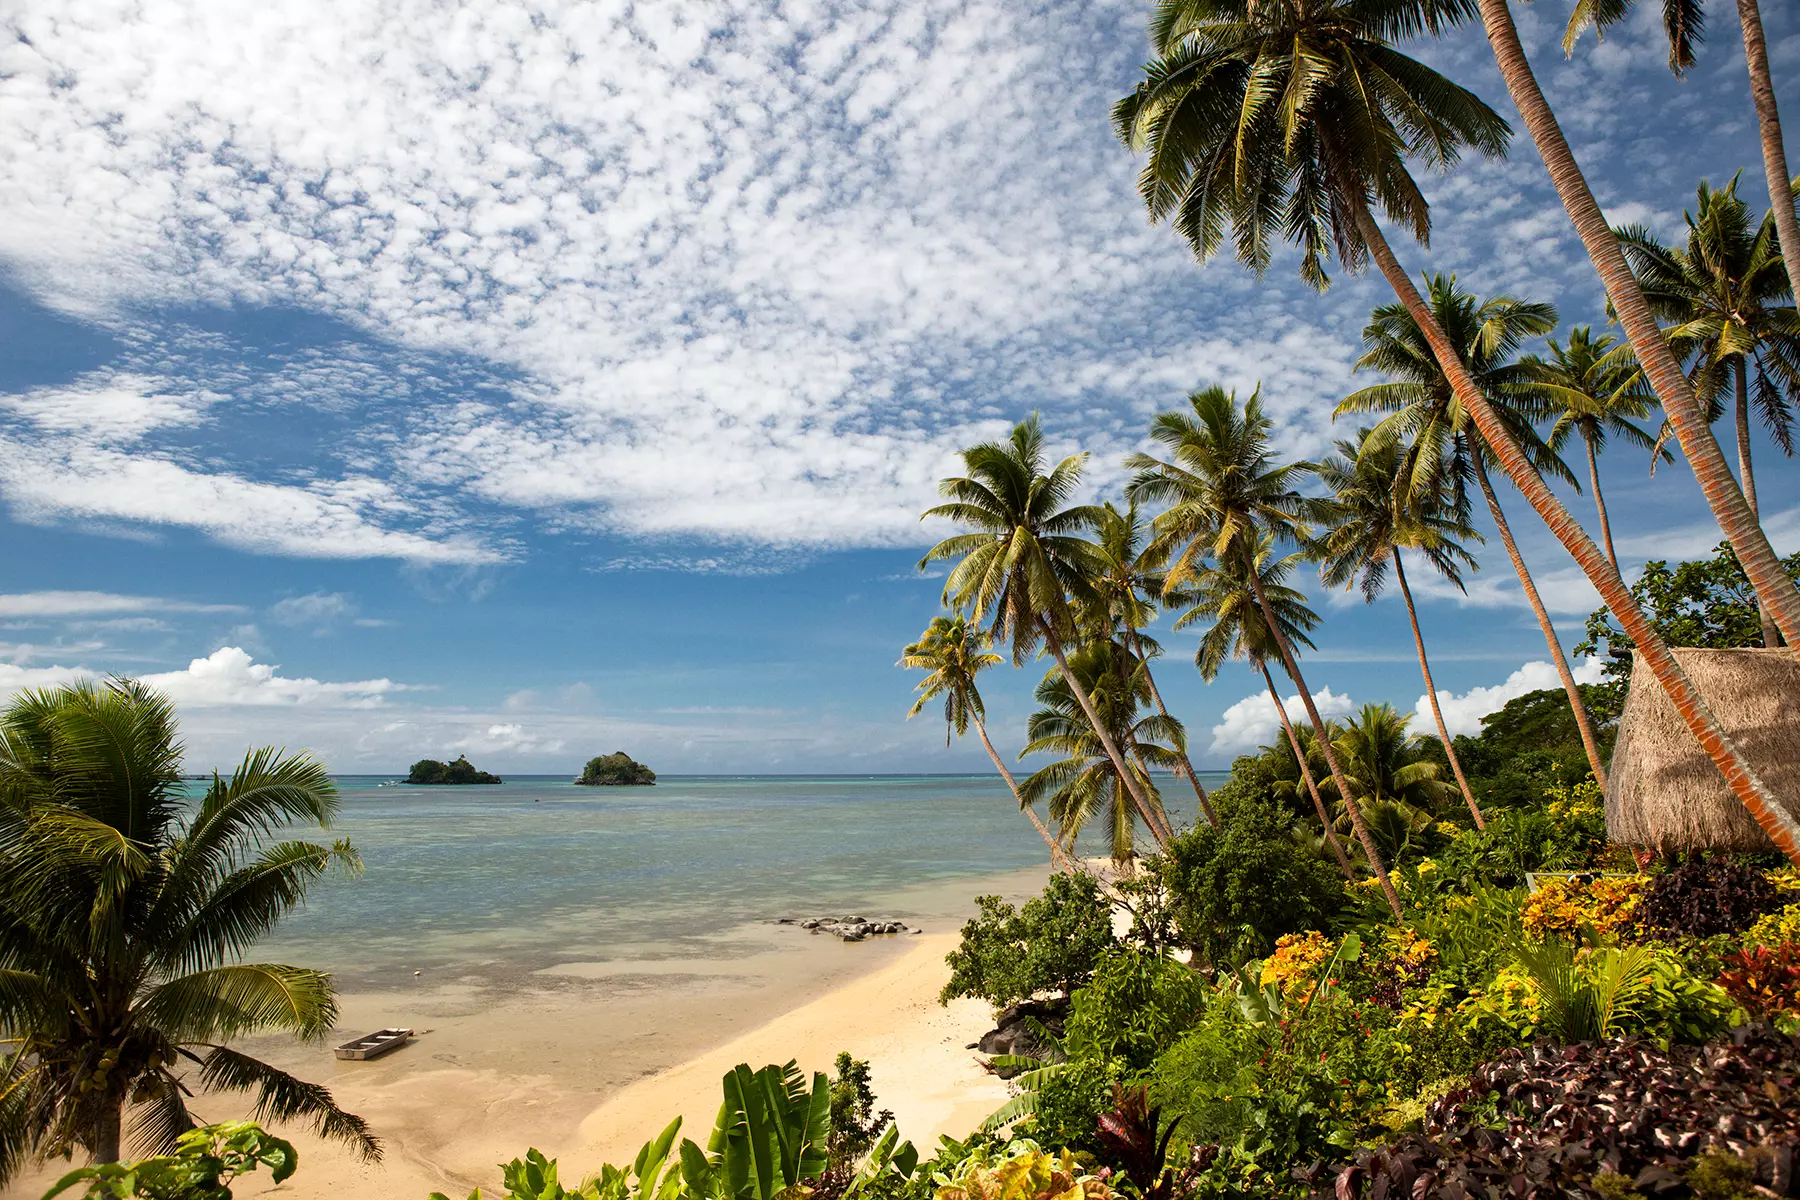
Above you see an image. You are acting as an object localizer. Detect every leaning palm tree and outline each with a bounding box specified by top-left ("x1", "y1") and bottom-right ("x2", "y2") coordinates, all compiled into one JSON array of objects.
[
  {"x1": 1315, "y1": 428, "x2": 1488, "y2": 828},
  {"x1": 1615, "y1": 178, "x2": 1799, "y2": 645},
  {"x1": 1471, "y1": 0, "x2": 1800, "y2": 654},
  {"x1": 0, "y1": 680, "x2": 378, "y2": 1181},
  {"x1": 1017, "y1": 642, "x2": 1180, "y2": 864},
  {"x1": 1081, "y1": 501, "x2": 1214, "y2": 827},
  {"x1": 901, "y1": 615, "x2": 1076, "y2": 872},
  {"x1": 1118, "y1": 0, "x2": 1800, "y2": 866},
  {"x1": 1561, "y1": 0, "x2": 1800, "y2": 324},
  {"x1": 1127, "y1": 386, "x2": 1401, "y2": 913},
  {"x1": 919, "y1": 417, "x2": 1169, "y2": 849},
  {"x1": 1174, "y1": 541, "x2": 1355, "y2": 878},
  {"x1": 1337, "y1": 275, "x2": 1611, "y2": 790},
  {"x1": 1529, "y1": 327, "x2": 1667, "y2": 574}
]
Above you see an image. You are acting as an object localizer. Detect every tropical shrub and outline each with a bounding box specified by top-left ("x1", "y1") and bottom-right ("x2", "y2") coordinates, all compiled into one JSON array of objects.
[
  {"x1": 1154, "y1": 795, "x2": 1346, "y2": 967},
  {"x1": 1465, "y1": 942, "x2": 1731, "y2": 1049},
  {"x1": 1063, "y1": 950, "x2": 1207, "y2": 1070},
  {"x1": 1519, "y1": 874, "x2": 1644, "y2": 940},
  {"x1": 1716, "y1": 943, "x2": 1800, "y2": 1022},
  {"x1": 931, "y1": 1141, "x2": 1111, "y2": 1200},
  {"x1": 1746, "y1": 903, "x2": 1800, "y2": 949},
  {"x1": 829, "y1": 1052, "x2": 894, "y2": 1173},
  {"x1": 1636, "y1": 857, "x2": 1781, "y2": 940},
  {"x1": 1093, "y1": 1086, "x2": 1184, "y2": 1200},
  {"x1": 1015, "y1": 1059, "x2": 1120, "y2": 1159},
  {"x1": 942, "y1": 874, "x2": 1118, "y2": 1009},
  {"x1": 1304, "y1": 1030, "x2": 1800, "y2": 1200},
  {"x1": 43, "y1": 1122, "x2": 296, "y2": 1200},
  {"x1": 1259, "y1": 932, "x2": 1332, "y2": 999}
]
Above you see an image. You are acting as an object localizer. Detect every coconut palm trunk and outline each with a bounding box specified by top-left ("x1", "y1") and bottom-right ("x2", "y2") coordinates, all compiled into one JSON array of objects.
[
  {"x1": 1040, "y1": 619, "x2": 1170, "y2": 851},
  {"x1": 1735, "y1": 361, "x2": 1780, "y2": 647},
  {"x1": 1345, "y1": 191, "x2": 1800, "y2": 869},
  {"x1": 1260, "y1": 660, "x2": 1355, "y2": 879},
  {"x1": 1476, "y1": 0, "x2": 1800, "y2": 657},
  {"x1": 972, "y1": 713, "x2": 1078, "y2": 874},
  {"x1": 1127, "y1": 626, "x2": 1216, "y2": 827},
  {"x1": 1108, "y1": 642, "x2": 1180, "y2": 842},
  {"x1": 93, "y1": 1098, "x2": 122, "y2": 1166},
  {"x1": 1392, "y1": 553, "x2": 1487, "y2": 829},
  {"x1": 1583, "y1": 434, "x2": 1619, "y2": 574},
  {"x1": 1735, "y1": 0, "x2": 1800, "y2": 311},
  {"x1": 1245, "y1": 567, "x2": 1403, "y2": 916},
  {"x1": 1466, "y1": 452, "x2": 1610, "y2": 787}
]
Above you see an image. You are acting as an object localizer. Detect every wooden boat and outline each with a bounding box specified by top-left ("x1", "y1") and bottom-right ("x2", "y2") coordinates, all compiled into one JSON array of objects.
[{"x1": 334, "y1": 1027, "x2": 414, "y2": 1061}]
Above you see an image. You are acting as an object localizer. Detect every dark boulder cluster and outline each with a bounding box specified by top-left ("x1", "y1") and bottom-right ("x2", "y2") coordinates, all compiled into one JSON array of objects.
[
  {"x1": 973, "y1": 996, "x2": 1068, "y2": 1067},
  {"x1": 772, "y1": 916, "x2": 917, "y2": 942}
]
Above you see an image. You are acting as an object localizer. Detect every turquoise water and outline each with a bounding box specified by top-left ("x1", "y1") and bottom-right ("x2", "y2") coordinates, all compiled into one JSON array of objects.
[{"x1": 255, "y1": 773, "x2": 1229, "y2": 986}]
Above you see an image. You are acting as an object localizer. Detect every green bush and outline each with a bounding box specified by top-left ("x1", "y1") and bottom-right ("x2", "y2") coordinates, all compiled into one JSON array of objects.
[
  {"x1": 44, "y1": 1122, "x2": 296, "y2": 1200},
  {"x1": 1016, "y1": 1057, "x2": 1121, "y2": 1158},
  {"x1": 941, "y1": 873, "x2": 1118, "y2": 1009},
  {"x1": 1153, "y1": 795, "x2": 1346, "y2": 967},
  {"x1": 1063, "y1": 949, "x2": 1208, "y2": 1070}
]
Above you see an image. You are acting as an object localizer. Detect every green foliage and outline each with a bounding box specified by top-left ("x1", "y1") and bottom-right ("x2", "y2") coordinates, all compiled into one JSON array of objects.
[
  {"x1": 43, "y1": 1123, "x2": 296, "y2": 1200},
  {"x1": 1013, "y1": 1059, "x2": 1120, "y2": 1159},
  {"x1": 828, "y1": 1053, "x2": 892, "y2": 1172},
  {"x1": 1154, "y1": 793, "x2": 1347, "y2": 967},
  {"x1": 931, "y1": 1140, "x2": 1111, "y2": 1200},
  {"x1": 682, "y1": 1062, "x2": 832, "y2": 1200},
  {"x1": 941, "y1": 874, "x2": 1118, "y2": 1009},
  {"x1": 0, "y1": 681, "x2": 374, "y2": 1183},
  {"x1": 1575, "y1": 541, "x2": 1800, "y2": 702},
  {"x1": 1063, "y1": 951, "x2": 1207, "y2": 1070},
  {"x1": 407, "y1": 755, "x2": 503, "y2": 784},
  {"x1": 578, "y1": 752, "x2": 657, "y2": 787}
]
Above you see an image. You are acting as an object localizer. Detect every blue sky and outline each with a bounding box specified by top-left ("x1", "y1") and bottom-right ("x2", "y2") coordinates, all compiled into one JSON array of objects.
[{"x1": 0, "y1": 0, "x2": 1794, "y2": 774}]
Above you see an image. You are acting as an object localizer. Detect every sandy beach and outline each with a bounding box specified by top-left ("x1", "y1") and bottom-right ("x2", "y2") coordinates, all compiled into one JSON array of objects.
[{"x1": 2, "y1": 866, "x2": 1044, "y2": 1200}]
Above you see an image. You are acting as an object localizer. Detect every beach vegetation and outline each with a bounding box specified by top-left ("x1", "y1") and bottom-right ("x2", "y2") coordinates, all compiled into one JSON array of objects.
[
  {"x1": 406, "y1": 756, "x2": 502, "y2": 785},
  {"x1": 42, "y1": 1121, "x2": 297, "y2": 1200},
  {"x1": 941, "y1": 873, "x2": 1118, "y2": 1010},
  {"x1": 577, "y1": 753, "x2": 656, "y2": 787},
  {"x1": 0, "y1": 680, "x2": 376, "y2": 1182}
]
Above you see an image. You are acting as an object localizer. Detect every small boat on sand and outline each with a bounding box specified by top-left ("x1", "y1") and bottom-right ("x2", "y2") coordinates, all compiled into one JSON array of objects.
[{"x1": 334, "y1": 1027, "x2": 414, "y2": 1060}]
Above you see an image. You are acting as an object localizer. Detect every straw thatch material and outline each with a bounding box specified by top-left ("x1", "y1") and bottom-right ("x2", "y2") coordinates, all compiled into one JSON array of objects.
[{"x1": 1605, "y1": 647, "x2": 1800, "y2": 852}]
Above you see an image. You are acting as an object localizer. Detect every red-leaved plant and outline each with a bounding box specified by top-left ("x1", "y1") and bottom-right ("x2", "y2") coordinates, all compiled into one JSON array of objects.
[{"x1": 1718, "y1": 943, "x2": 1800, "y2": 1020}]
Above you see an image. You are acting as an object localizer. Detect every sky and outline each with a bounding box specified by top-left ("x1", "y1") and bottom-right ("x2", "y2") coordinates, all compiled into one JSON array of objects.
[{"x1": 0, "y1": 0, "x2": 1795, "y2": 775}]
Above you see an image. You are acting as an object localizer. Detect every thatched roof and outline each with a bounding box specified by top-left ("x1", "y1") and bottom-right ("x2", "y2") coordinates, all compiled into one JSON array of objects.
[{"x1": 1605, "y1": 647, "x2": 1800, "y2": 852}]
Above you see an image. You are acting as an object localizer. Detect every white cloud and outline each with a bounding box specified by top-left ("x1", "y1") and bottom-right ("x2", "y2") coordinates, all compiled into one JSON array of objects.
[
  {"x1": 1415, "y1": 657, "x2": 1607, "y2": 738},
  {"x1": 1209, "y1": 686, "x2": 1355, "y2": 755},
  {"x1": 132, "y1": 647, "x2": 404, "y2": 709},
  {"x1": 270, "y1": 592, "x2": 356, "y2": 629},
  {"x1": 0, "y1": 590, "x2": 241, "y2": 618},
  {"x1": 1398, "y1": 551, "x2": 1604, "y2": 615}
]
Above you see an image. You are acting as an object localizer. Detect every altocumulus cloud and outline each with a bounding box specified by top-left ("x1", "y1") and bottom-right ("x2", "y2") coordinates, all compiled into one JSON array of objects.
[{"x1": 0, "y1": 0, "x2": 1371, "y2": 557}]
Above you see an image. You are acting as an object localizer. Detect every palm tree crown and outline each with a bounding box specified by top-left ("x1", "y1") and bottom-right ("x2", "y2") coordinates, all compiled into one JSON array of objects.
[
  {"x1": 919, "y1": 416, "x2": 1105, "y2": 664},
  {"x1": 1113, "y1": 0, "x2": 1509, "y2": 288},
  {"x1": 1017, "y1": 642, "x2": 1181, "y2": 864},
  {"x1": 1337, "y1": 272, "x2": 1570, "y2": 512},
  {"x1": 900, "y1": 616, "x2": 1003, "y2": 745},
  {"x1": 1315, "y1": 428, "x2": 1479, "y2": 603},
  {"x1": 1171, "y1": 538, "x2": 1319, "y2": 683},
  {"x1": 0, "y1": 680, "x2": 377, "y2": 1181}
]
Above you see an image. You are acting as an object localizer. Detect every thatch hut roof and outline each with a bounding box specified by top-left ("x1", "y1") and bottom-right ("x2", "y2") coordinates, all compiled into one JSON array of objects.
[{"x1": 1605, "y1": 647, "x2": 1800, "y2": 852}]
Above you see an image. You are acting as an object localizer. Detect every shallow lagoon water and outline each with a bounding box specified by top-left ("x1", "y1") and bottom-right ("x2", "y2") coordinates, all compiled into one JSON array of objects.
[{"x1": 251, "y1": 772, "x2": 1228, "y2": 986}]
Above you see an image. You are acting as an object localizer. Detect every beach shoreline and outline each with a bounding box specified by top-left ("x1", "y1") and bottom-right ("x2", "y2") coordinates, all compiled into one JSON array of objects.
[{"x1": 1, "y1": 864, "x2": 1047, "y2": 1200}]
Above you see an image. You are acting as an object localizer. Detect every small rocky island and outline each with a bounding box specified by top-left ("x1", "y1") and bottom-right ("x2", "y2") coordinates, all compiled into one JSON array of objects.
[
  {"x1": 576, "y1": 751, "x2": 656, "y2": 786},
  {"x1": 406, "y1": 755, "x2": 502, "y2": 785}
]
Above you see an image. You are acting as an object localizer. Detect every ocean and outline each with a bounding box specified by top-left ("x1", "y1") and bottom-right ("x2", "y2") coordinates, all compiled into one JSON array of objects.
[{"x1": 251, "y1": 772, "x2": 1230, "y2": 987}]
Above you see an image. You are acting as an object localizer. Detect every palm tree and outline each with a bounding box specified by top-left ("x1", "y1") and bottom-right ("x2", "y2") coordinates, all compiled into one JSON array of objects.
[
  {"x1": 1324, "y1": 703, "x2": 1458, "y2": 817},
  {"x1": 919, "y1": 418, "x2": 1169, "y2": 850},
  {"x1": 901, "y1": 615, "x2": 1076, "y2": 872},
  {"x1": 1561, "y1": 0, "x2": 1800, "y2": 324},
  {"x1": 1117, "y1": 0, "x2": 1800, "y2": 866},
  {"x1": 1017, "y1": 642, "x2": 1180, "y2": 864},
  {"x1": 0, "y1": 680, "x2": 378, "y2": 1180},
  {"x1": 1337, "y1": 275, "x2": 1611, "y2": 790},
  {"x1": 1127, "y1": 386, "x2": 1401, "y2": 914},
  {"x1": 1614, "y1": 177, "x2": 1800, "y2": 644},
  {"x1": 1174, "y1": 542, "x2": 1356, "y2": 878},
  {"x1": 1082, "y1": 501, "x2": 1215, "y2": 827},
  {"x1": 1472, "y1": 0, "x2": 1800, "y2": 655},
  {"x1": 1315, "y1": 428, "x2": 1488, "y2": 828},
  {"x1": 1529, "y1": 328, "x2": 1667, "y2": 574}
]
